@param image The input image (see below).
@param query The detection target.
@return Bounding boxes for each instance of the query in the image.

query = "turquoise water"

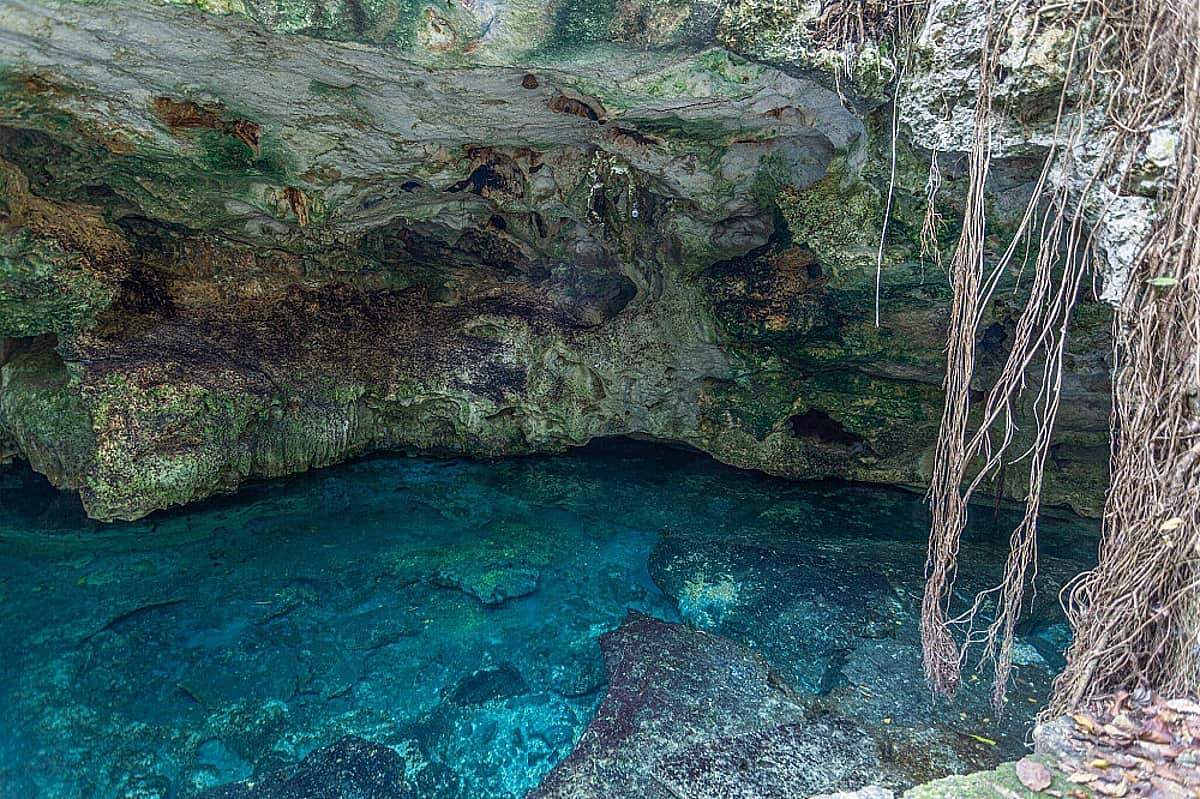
[0,440,1099,798]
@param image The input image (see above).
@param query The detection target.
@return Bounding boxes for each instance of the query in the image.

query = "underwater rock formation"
[200,735,409,798]
[529,611,894,798]
[0,442,1104,797]
[0,0,1129,519]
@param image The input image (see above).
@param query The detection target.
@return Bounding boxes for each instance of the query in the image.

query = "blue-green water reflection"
[0,440,1098,798]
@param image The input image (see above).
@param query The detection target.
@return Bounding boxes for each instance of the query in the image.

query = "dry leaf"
[1139,717,1175,745]
[1148,776,1192,799]
[1016,757,1053,792]
[1112,713,1140,734]
[1092,779,1129,797]
[1105,752,1141,768]
[1166,698,1200,714]
[1137,740,1181,762]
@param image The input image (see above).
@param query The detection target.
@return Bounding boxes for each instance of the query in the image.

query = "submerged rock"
[200,736,407,799]
[0,449,1100,797]
[645,518,1073,776]
[444,664,528,706]
[530,611,895,798]
[432,562,540,606]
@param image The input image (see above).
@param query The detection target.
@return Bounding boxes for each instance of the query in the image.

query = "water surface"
[0,440,1099,798]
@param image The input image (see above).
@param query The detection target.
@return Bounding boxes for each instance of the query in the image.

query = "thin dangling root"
[834,0,1196,713]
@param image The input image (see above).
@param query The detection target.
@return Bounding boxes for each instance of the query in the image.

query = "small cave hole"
[1,334,57,371]
[978,320,1007,351]
[548,93,604,122]
[116,264,176,317]
[789,409,863,446]
[447,164,506,196]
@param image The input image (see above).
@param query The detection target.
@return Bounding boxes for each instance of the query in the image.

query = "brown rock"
[1016,757,1053,791]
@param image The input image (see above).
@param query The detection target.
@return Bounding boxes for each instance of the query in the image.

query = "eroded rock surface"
[0,0,1126,518]
[200,736,408,799]
[529,610,895,798]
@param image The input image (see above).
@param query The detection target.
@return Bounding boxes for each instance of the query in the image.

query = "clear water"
[0,439,1100,798]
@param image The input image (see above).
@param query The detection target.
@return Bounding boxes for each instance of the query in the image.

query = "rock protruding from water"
[200,736,407,799]
[530,611,891,799]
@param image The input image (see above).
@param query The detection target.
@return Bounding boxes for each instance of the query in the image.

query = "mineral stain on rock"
[151,97,262,157]
[0,0,1118,521]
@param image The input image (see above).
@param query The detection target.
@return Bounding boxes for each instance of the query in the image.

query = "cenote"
[0,440,1099,798]
[3,0,1198,794]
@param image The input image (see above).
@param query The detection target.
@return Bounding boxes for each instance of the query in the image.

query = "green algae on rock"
[0,340,96,489]
[0,0,1127,519]
[902,757,1094,799]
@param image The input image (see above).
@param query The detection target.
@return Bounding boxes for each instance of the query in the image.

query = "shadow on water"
[0,438,1099,798]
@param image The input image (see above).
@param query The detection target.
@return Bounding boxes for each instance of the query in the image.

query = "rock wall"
[0,0,1127,520]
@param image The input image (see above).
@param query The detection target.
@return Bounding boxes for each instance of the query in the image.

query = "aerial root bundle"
[919,0,1199,711]
[1049,0,1200,714]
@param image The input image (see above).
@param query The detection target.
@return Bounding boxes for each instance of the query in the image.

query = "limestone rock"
[433,562,541,606]
[529,611,895,798]
[200,736,408,799]
[0,0,1124,519]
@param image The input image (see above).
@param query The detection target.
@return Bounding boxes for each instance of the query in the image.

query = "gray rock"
[444,664,528,706]
[809,789,895,799]
[200,736,408,799]
[530,611,895,799]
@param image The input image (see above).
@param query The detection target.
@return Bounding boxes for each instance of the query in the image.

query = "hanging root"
[919,149,944,278]
[1048,0,1200,714]
[811,0,926,52]
[810,0,928,82]
[922,0,1137,710]
[921,0,1200,712]
[922,0,1028,703]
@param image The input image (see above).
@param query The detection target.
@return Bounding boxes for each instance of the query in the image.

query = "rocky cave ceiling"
[0,0,1129,520]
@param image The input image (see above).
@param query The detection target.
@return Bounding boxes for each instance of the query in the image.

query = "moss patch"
[0,233,116,338]
[81,377,269,520]
[0,345,96,487]
[905,756,1096,799]
[776,174,882,276]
